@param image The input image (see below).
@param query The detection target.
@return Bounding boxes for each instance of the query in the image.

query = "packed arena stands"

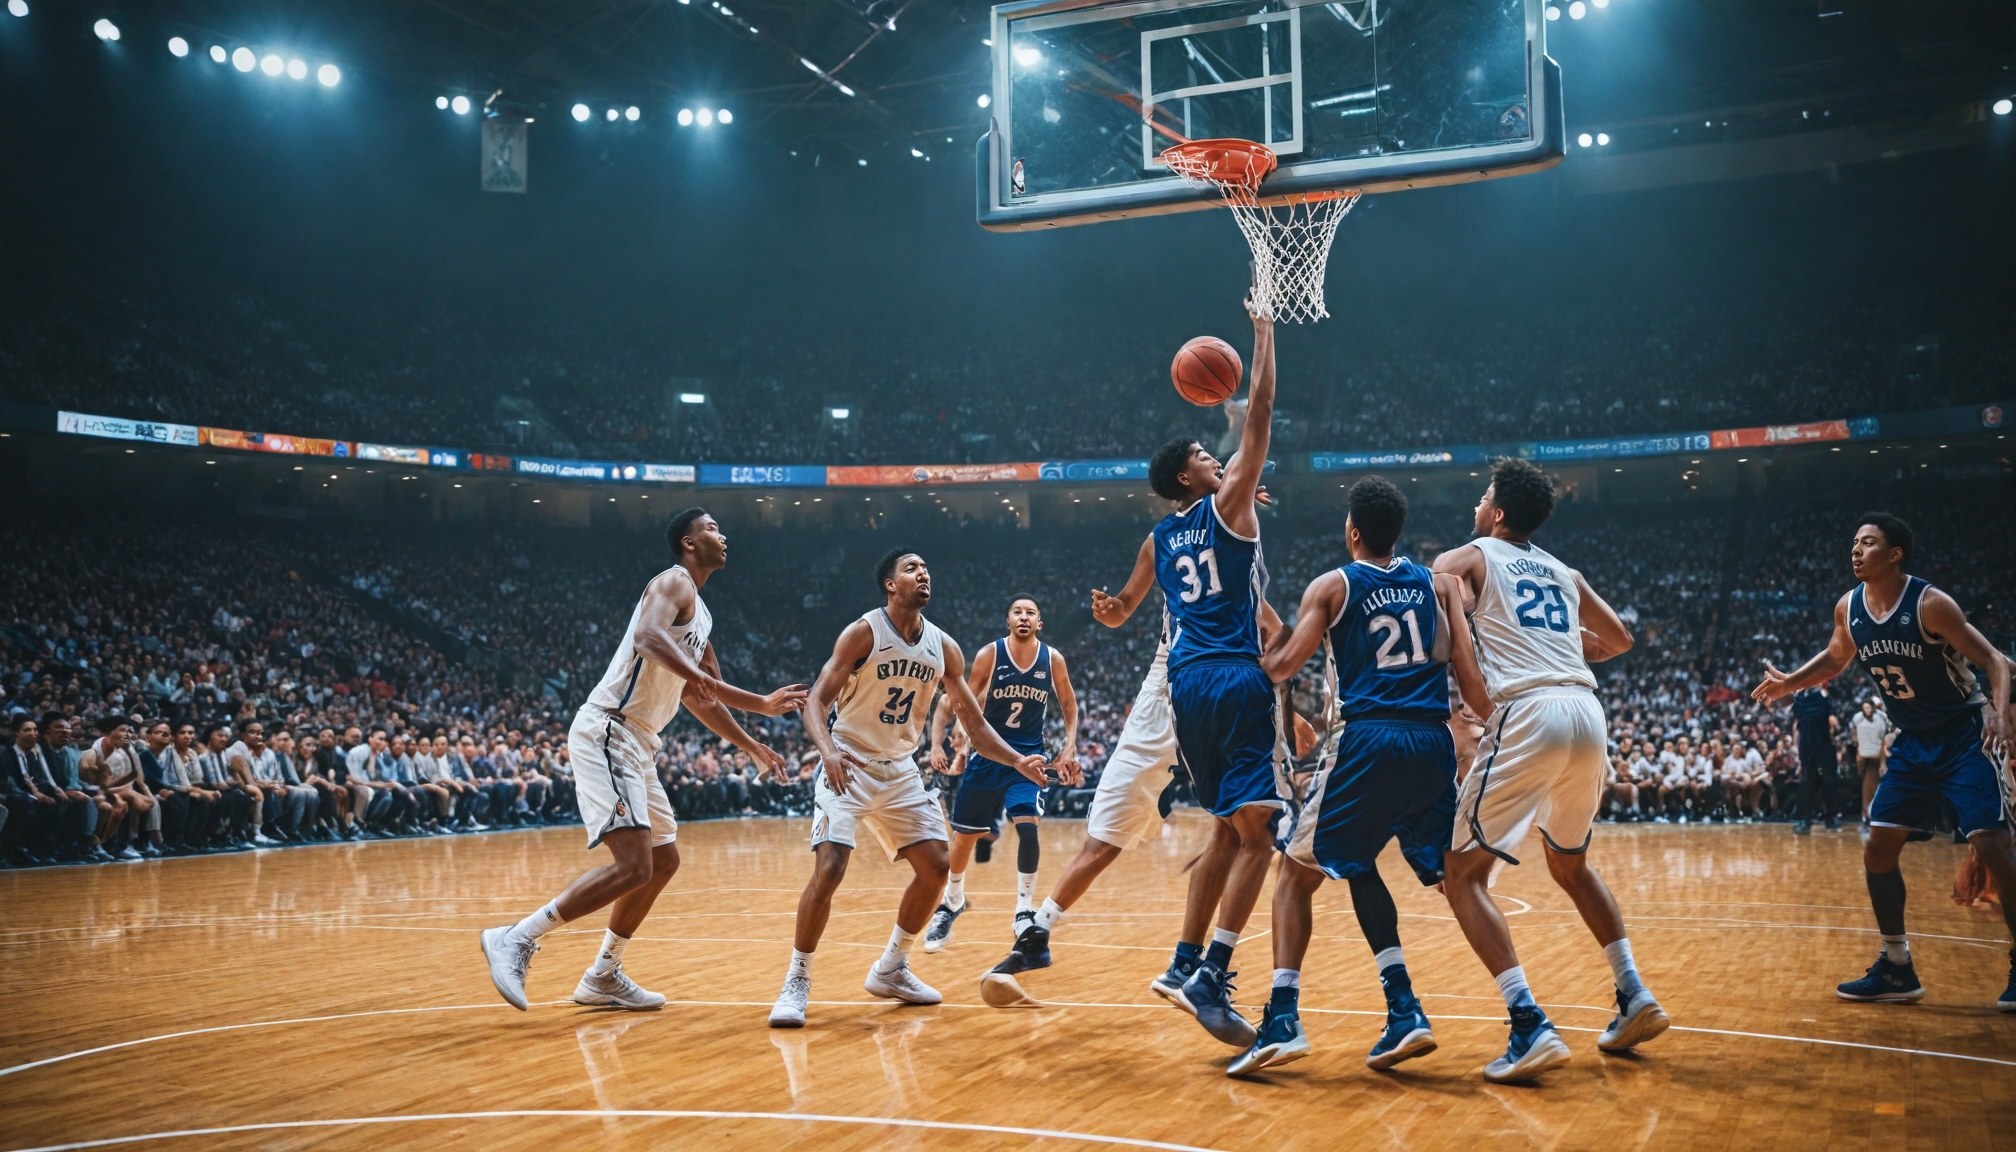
[4,290,2009,467]
[6,485,2010,867]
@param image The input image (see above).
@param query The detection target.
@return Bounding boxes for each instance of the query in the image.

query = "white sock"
[1603,937,1647,995]
[1372,946,1405,973]
[511,902,565,944]
[788,949,814,981]
[1212,926,1240,949]
[876,923,918,973]
[1273,968,1301,989]
[589,930,629,977]
[945,871,966,911]
[1494,965,1535,1009]
[1881,934,1910,965]
[1017,871,1037,912]
[1034,897,1063,932]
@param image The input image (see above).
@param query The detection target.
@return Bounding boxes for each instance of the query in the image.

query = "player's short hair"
[1855,512,1913,565]
[97,714,132,734]
[664,507,710,558]
[1489,457,1556,536]
[876,548,921,593]
[1007,595,1041,615]
[203,723,232,743]
[1149,438,1201,501]
[1347,476,1408,555]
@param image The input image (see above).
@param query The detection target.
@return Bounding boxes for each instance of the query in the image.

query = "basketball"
[1170,336,1243,406]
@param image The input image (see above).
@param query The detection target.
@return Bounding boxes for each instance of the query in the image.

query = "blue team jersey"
[1324,557,1450,723]
[1154,494,1265,673]
[981,638,1052,755]
[1848,577,1984,733]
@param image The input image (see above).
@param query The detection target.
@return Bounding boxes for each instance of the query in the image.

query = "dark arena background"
[3,1,2014,1149]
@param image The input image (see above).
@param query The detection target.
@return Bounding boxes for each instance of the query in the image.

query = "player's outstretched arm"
[1752,593,1857,705]
[1921,586,2015,743]
[1431,542,1485,610]
[801,619,875,793]
[685,645,793,780]
[1435,572,1493,722]
[1217,303,1275,539]
[1091,534,1156,629]
[1261,571,1342,684]
[1051,650,1083,785]
[1573,571,1634,662]
[941,638,1048,786]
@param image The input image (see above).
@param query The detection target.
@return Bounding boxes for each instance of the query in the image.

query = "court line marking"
[0,1110,1229,1152]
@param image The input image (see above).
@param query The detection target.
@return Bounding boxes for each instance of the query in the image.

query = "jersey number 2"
[1513,580,1571,633]
[1370,610,1429,669]
[880,688,916,726]
[1175,549,1223,603]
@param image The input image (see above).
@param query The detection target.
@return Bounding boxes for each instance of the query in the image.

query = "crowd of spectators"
[4,291,2008,467]
[5,488,2011,867]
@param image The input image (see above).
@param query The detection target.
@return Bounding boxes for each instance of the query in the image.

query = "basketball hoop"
[1160,138,1360,324]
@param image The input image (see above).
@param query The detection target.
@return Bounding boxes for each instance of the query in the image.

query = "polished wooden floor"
[2,814,2011,1152]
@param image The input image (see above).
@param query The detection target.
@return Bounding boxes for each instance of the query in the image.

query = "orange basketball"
[1170,336,1243,406]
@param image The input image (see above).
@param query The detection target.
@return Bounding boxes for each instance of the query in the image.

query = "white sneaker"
[1597,987,1670,1051]
[864,959,942,1005]
[769,974,811,1028]
[253,832,280,846]
[573,966,667,1010]
[480,926,538,1011]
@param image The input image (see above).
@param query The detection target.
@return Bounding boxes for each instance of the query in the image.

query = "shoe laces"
[780,974,811,1002]
[508,937,539,978]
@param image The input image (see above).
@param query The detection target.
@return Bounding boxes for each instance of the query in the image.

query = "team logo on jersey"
[1899,613,1911,625]
[1034,670,1047,680]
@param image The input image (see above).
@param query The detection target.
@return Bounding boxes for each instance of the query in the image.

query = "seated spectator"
[79,715,155,859]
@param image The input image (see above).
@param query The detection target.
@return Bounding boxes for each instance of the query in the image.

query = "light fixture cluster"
[1575,131,1611,147]
[169,30,342,85]
[675,106,732,127]
[1545,0,1608,19]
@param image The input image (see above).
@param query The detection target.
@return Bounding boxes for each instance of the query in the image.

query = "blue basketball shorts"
[1284,719,1457,884]
[949,753,1047,834]
[1869,711,2009,839]
[1168,658,1284,818]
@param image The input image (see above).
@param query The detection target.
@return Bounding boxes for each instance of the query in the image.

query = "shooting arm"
[1217,311,1275,536]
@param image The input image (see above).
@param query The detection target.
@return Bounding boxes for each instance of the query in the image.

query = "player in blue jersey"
[1754,512,2016,1011]
[1224,476,1491,1075]
[1090,301,1282,1048]
[923,596,1083,952]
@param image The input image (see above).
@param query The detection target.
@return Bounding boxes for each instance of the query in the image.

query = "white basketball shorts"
[1452,688,1607,864]
[811,755,947,860]
[1086,677,1179,850]
[570,706,677,850]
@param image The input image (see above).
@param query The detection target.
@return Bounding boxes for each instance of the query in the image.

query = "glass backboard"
[977,0,1563,231]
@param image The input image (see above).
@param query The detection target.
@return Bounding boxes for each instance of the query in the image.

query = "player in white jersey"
[480,510,807,1013]
[768,548,1048,1028]
[1432,458,1668,1082]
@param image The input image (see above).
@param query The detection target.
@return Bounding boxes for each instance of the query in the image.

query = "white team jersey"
[1467,535,1599,702]
[586,565,713,735]
[830,608,945,773]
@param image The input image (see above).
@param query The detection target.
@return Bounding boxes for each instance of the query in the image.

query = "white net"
[1163,145,1360,325]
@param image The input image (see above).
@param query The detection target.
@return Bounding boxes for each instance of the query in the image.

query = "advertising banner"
[1709,420,1851,450]
[827,462,1046,486]
[696,464,829,487]
[1521,432,1710,462]
[200,427,352,457]
[1040,459,1151,481]
[641,463,697,483]
[468,453,514,472]
[514,456,620,481]
[356,443,434,466]
[57,410,200,447]
[480,120,528,194]
[1310,446,1487,471]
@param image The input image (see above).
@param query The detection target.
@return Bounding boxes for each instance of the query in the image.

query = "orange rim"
[1159,138,1277,190]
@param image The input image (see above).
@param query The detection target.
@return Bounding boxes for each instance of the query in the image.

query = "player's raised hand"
[750,743,789,782]
[1054,746,1083,787]
[1090,587,1126,628]
[1245,294,1274,329]
[822,748,862,794]
[1011,753,1050,788]
[757,683,810,716]
[1750,660,1792,704]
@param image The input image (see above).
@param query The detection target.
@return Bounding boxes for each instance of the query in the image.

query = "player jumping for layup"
[1752,513,2016,1011]
[768,549,1048,1027]
[1434,459,1668,1082]
[923,596,1083,953]
[1087,302,1281,1049]
[1230,476,1490,1075]
[480,510,806,1011]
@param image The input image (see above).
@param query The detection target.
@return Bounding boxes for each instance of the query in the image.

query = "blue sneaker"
[1836,954,1925,1003]
[1149,951,1201,1011]
[1227,1005,1309,1076]
[1180,963,1258,1048]
[980,925,1052,1008]
[1366,991,1437,1070]
[1482,1006,1570,1083]
[1597,986,1670,1051]
[922,901,966,954]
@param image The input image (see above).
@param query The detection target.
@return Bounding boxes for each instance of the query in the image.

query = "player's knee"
[651,841,680,877]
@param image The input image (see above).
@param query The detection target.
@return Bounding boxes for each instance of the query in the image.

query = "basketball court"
[3,816,2010,1151]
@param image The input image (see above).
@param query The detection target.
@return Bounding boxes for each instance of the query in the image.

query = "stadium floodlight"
[910,147,924,157]
[717,108,732,124]
[260,54,283,75]
[451,94,470,115]
[571,103,590,121]
[1544,4,1560,18]
[1997,98,2014,117]
[836,82,855,97]
[977,93,991,108]
[1012,44,1042,67]
[232,46,254,70]
[605,107,619,121]
[436,95,449,109]
[6,1,26,17]
[830,407,851,419]
[697,108,714,126]
[92,18,119,40]
[677,108,694,126]
[209,45,225,62]
[317,64,339,86]
[1568,1,1585,18]
[1577,132,1592,147]
[1596,131,1610,145]
[624,105,640,121]
[168,36,189,56]
[286,58,307,80]
[678,392,706,404]
[857,158,867,166]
